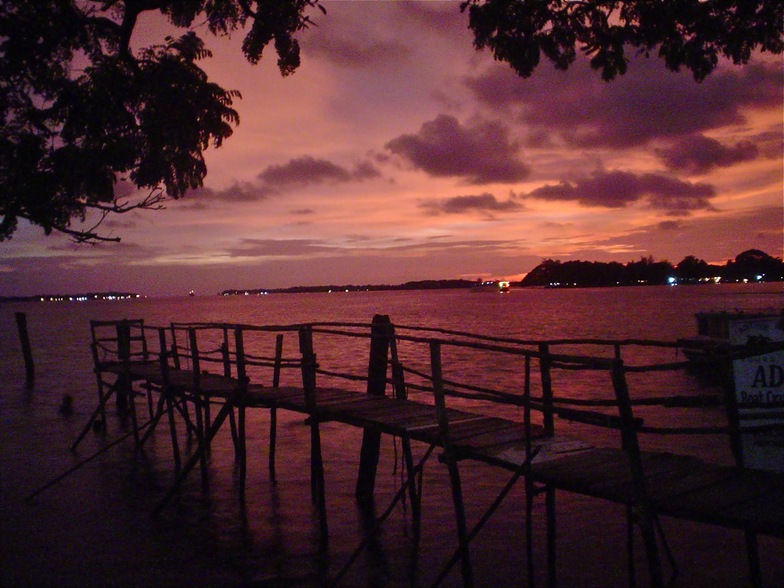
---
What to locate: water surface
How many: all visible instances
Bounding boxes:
[1,283,782,587]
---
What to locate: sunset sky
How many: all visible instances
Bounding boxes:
[2,1,782,297]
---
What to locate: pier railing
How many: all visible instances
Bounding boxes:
[72,316,784,588]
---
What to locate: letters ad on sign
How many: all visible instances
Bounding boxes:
[729,316,784,472]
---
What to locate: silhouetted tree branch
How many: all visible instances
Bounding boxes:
[0,0,323,243]
[2,1,780,243]
[461,0,783,80]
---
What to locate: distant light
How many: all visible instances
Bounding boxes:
[756,274,764,282]
[667,276,677,286]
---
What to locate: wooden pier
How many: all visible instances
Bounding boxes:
[62,315,784,587]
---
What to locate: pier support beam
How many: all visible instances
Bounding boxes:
[355,314,392,501]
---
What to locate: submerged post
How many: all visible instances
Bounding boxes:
[15,312,35,384]
[355,314,392,501]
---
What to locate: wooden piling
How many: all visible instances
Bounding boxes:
[298,325,328,542]
[355,314,392,501]
[15,312,35,384]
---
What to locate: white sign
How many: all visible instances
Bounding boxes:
[729,316,784,472]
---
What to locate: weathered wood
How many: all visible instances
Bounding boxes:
[355,314,392,501]
[159,327,181,472]
[15,312,34,384]
[63,318,784,587]
[538,343,554,434]
[268,333,284,482]
[612,358,664,588]
[430,339,475,588]
[299,325,328,543]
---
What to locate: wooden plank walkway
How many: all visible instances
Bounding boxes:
[167,374,784,539]
[531,448,784,537]
[246,384,543,447]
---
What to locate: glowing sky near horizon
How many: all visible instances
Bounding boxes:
[1,1,782,297]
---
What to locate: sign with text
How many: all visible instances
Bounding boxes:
[729,316,784,472]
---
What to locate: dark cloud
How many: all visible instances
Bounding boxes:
[190,181,278,202]
[351,160,383,181]
[466,57,783,148]
[389,1,468,34]
[657,134,759,174]
[303,1,463,68]
[385,115,530,184]
[258,156,381,187]
[290,208,315,216]
[756,125,784,158]
[180,157,381,208]
[305,36,412,68]
[419,193,523,215]
[522,170,715,215]
[658,220,683,231]
[227,239,337,258]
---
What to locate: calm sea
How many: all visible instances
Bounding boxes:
[1,284,782,587]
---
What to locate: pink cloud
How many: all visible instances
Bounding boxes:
[385,114,530,184]
[258,156,381,187]
[523,170,715,214]
[657,134,759,174]
[419,192,522,215]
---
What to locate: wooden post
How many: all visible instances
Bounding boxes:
[538,343,554,434]
[538,343,559,585]
[269,333,284,482]
[612,358,664,588]
[355,314,392,501]
[15,312,35,384]
[233,327,247,495]
[430,339,474,587]
[299,325,328,542]
[158,327,181,472]
[389,325,407,400]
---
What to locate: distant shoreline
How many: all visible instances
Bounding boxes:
[3,278,782,303]
[0,292,143,303]
[4,249,781,302]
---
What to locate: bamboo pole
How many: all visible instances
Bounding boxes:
[15,312,35,384]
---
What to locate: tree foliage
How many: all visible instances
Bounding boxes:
[2,1,782,242]
[520,250,784,287]
[461,0,783,80]
[0,0,323,242]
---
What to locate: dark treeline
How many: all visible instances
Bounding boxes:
[520,249,784,288]
[221,279,477,296]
